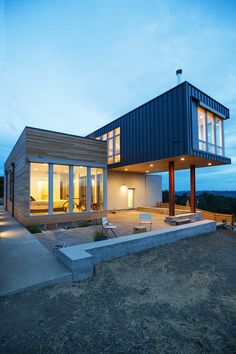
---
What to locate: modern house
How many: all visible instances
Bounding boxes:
[4,80,231,227]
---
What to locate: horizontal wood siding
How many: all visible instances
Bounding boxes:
[4,127,107,226]
[25,128,107,164]
[24,210,107,226]
[4,130,27,224]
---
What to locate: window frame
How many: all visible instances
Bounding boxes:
[29,161,106,216]
[96,127,121,164]
[197,106,224,156]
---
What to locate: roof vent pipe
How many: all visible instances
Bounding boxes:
[176,69,183,85]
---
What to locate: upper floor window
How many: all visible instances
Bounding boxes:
[96,127,120,164]
[197,107,224,156]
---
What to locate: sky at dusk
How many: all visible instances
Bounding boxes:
[0,0,236,191]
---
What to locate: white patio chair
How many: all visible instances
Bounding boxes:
[139,213,152,231]
[102,217,118,238]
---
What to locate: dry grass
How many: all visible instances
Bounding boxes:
[0,230,236,354]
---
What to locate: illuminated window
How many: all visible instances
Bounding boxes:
[30,163,49,214]
[215,117,223,155]
[108,130,113,139]
[53,165,69,213]
[198,107,206,141]
[91,168,104,210]
[96,127,121,164]
[207,112,215,154]
[108,138,113,156]
[30,163,105,215]
[197,107,224,156]
[73,166,87,212]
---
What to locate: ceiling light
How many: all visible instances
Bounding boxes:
[181,157,185,161]
[150,164,154,167]
[208,163,212,166]
[124,168,128,171]
[146,170,149,173]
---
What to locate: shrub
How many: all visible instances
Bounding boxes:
[80,220,91,228]
[93,229,107,242]
[69,222,79,229]
[27,225,41,234]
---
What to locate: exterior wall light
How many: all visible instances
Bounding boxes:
[181,158,185,161]
[146,170,149,173]
[124,168,128,171]
[121,184,127,192]
[208,163,212,166]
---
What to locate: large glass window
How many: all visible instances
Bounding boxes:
[91,168,104,210]
[96,127,120,164]
[73,166,87,212]
[215,117,223,155]
[30,163,49,214]
[30,163,105,215]
[198,107,207,151]
[207,112,215,154]
[53,165,69,213]
[197,107,224,156]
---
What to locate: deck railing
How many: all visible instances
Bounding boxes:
[156,202,235,226]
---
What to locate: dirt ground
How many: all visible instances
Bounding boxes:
[0,229,236,354]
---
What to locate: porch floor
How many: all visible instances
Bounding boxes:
[34,210,170,252]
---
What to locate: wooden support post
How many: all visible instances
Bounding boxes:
[190,165,196,213]
[169,161,175,216]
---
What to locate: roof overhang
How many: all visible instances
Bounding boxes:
[109,154,231,174]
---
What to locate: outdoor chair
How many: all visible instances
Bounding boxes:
[102,217,118,238]
[139,213,152,230]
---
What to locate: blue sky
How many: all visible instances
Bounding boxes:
[0,0,236,191]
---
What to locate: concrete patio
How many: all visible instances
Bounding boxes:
[34,210,170,252]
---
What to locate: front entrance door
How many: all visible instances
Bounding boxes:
[128,188,134,209]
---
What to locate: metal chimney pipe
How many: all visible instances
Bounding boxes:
[176,69,183,84]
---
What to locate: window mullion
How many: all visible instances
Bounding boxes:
[87,167,91,211]
[49,164,53,214]
[205,110,208,152]
[69,165,73,213]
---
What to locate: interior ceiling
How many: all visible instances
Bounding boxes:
[109,155,225,174]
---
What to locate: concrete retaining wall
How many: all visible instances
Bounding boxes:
[58,220,216,281]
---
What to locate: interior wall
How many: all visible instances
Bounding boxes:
[107,171,162,210]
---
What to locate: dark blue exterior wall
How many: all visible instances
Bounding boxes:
[87,81,231,168]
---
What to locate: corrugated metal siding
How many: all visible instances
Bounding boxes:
[88,83,190,167]
[186,82,230,119]
[87,81,230,167]
[185,82,230,159]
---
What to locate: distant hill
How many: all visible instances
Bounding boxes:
[175,191,236,199]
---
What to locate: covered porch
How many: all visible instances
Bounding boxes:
[111,153,230,217]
